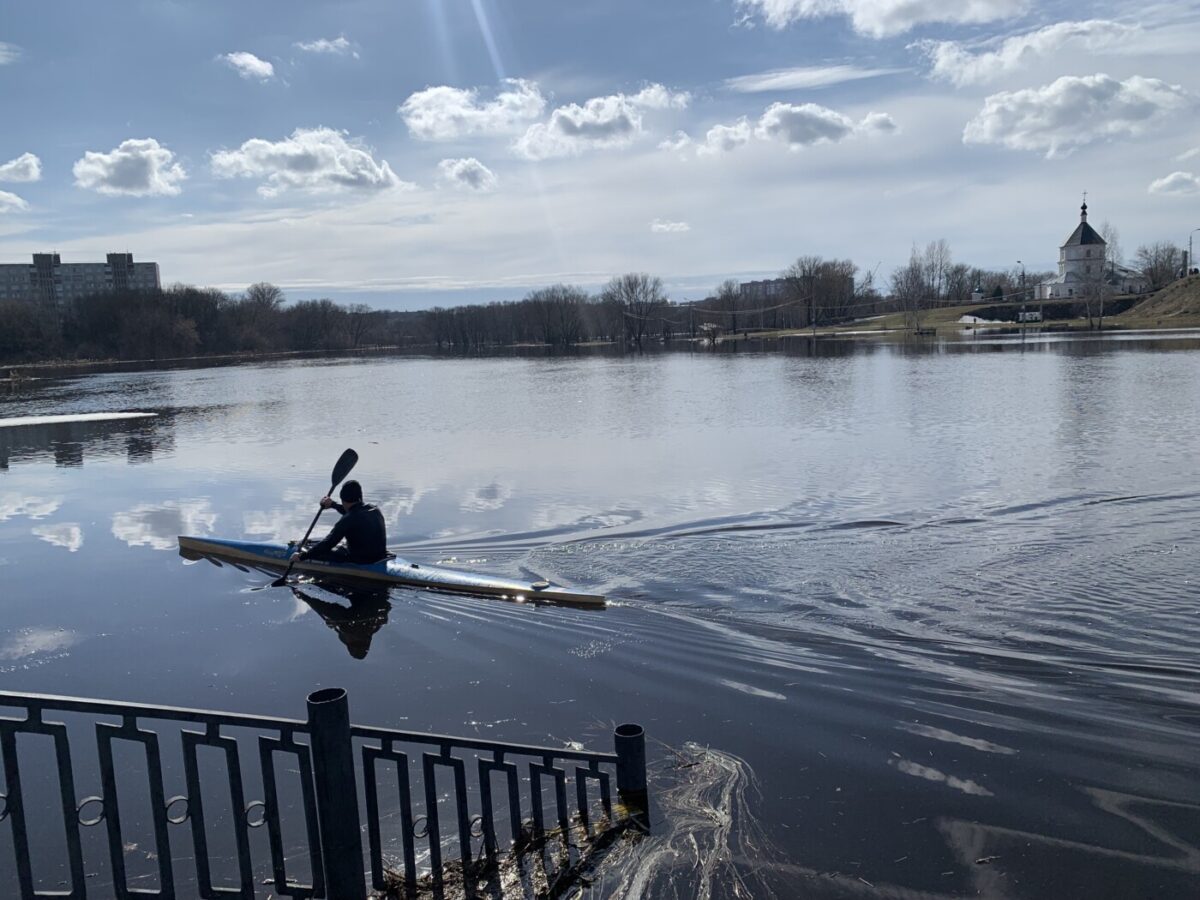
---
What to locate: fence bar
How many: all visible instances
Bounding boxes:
[306,688,367,900]
[614,723,647,809]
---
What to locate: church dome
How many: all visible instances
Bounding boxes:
[1062,200,1105,247]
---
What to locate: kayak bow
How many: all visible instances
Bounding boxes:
[178,536,606,609]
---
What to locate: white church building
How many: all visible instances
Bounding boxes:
[1035,201,1149,301]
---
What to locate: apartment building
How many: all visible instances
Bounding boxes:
[0,253,161,305]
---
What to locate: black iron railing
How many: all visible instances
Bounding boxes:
[0,688,646,899]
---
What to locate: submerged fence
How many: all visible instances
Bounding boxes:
[0,688,647,898]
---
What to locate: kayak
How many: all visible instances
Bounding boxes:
[177,536,606,609]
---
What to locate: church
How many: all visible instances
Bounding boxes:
[1035,201,1149,301]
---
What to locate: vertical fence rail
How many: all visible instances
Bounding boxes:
[0,689,646,899]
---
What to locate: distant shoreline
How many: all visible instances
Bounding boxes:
[5,315,1200,383]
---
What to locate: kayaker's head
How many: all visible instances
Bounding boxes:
[339,480,363,509]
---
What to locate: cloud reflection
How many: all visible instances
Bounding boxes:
[0,627,79,660]
[460,481,513,512]
[892,759,994,796]
[0,494,63,521]
[112,499,216,550]
[32,523,84,552]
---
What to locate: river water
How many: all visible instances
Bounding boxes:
[2,332,1199,898]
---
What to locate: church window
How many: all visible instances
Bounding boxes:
[1086,249,1092,257]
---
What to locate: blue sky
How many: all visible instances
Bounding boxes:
[1,0,1198,308]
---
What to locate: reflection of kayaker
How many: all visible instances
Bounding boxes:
[291,583,391,660]
[290,480,388,565]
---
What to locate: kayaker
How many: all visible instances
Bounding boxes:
[290,480,388,564]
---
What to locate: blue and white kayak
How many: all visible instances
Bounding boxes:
[177,536,606,609]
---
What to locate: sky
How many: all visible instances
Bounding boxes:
[1,0,1198,309]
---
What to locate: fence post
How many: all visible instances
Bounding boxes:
[307,688,367,899]
[613,723,648,818]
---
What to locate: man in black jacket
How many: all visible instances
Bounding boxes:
[291,479,388,564]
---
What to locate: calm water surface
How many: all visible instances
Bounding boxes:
[2,332,1199,898]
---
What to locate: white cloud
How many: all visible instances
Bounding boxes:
[437,157,498,192]
[696,103,895,157]
[400,79,546,140]
[73,138,187,196]
[294,36,358,58]
[515,84,690,160]
[698,119,754,156]
[32,523,83,552]
[756,102,857,146]
[112,499,216,550]
[963,74,1191,159]
[1148,171,1200,195]
[917,20,1139,86]
[651,219,691,233]
[1177,147,1200,162]
[658,131,693,154]
[0,190,29,213]
[211,127,410,197]
[859,111,898,135]
[222,51,274,80]
[736,0,1028,38]
[0,41,20,65]
[760,103,895,147]
[0,152,40,183]
[725,64,906,93]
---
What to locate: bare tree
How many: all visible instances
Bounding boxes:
[528,284,588,347]
[890,246,927,330]
[922,239,952,306]
[244,282,284,311]
[342,304,371,348]
[1136,241,1184,290]
[1099,221,1122,269]
[715,279,740,334]
[783,255,822,330]
[601,273,667,348]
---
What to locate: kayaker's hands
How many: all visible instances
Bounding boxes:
[290,552,304,562]
[319,496,335,510]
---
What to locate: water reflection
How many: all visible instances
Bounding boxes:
[0,413,175,469]
[290,582,392,660]
[111,499,217,550]
[3,333,1200,899]
[0,494,62,520]
[32,522,83,552]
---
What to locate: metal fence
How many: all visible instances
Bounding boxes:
[0,687,647,899]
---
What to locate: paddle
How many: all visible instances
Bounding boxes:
[272,448,359,587]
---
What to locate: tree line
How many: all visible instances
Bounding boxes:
[0,237,1190,364]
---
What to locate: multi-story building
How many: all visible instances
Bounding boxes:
[0,253,161,305]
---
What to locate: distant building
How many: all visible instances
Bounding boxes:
[0,252,161,306]
[1035,202,1149,300]
[739,278,789,305]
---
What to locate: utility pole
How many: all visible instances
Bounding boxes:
[1017,260,1026,330]
[1190,228,1200,277]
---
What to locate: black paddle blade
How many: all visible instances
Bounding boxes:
[331,448,358,489]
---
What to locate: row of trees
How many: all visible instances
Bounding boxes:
[0,283,407,363]
[1,236,1192,364]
